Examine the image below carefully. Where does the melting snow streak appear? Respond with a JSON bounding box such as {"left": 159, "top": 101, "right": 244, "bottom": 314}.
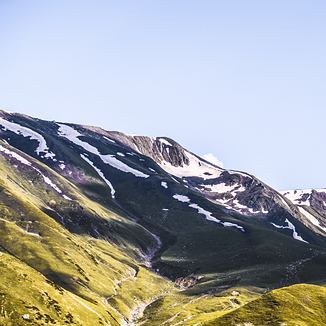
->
{"left": 0, "top": 117, "right": 55, "bottom": 159}
{"left": 81, "top": 154, "right": 115, "bottom": 199}
{"left": 57, "top": 124, "right": 149, "bottom": 178}
{"left": 271, "top": 219, "right": 308, "bottom": 243}
{"left": 0, "top": 145, "right": 71, "bottom": 200}
{"left": 173, "top": 194, "right": 244, "bottom": 232}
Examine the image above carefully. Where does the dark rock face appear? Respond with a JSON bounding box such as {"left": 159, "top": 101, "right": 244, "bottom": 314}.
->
{"left": 94, "top": 131, "right": 289, "bottom": 219}
{"left": 82, "top": 126, "right": 190, "bottom": 168}
{"left": 280, "top": 188, "right": 326, "bottom": 234}
{"left": 132, "top": 136, "right": 190, "bottom": 168}
{"left": 310, "top": 190, "right": 326, "bottom": 217}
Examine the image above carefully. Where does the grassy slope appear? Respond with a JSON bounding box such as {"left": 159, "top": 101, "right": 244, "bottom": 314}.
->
{"left": 0, "top": 148, "right": 173, "bottom": 325}
{"left": 111, "top": 174, "right": 326, "bottom": 289}
{"left": 138, "top": 283, "right": 326, "bottom": 325}
{"left": 205, "top": 284, "right": 326, "bottom": 326}
{"left": 4, "top": 118, "right": 326, "bottom": 287}
{"left": 140, "top": 286, "right": 261, "bottom": 325}
{"left": 0, "top": 133, "right": 326, "bottom": 324}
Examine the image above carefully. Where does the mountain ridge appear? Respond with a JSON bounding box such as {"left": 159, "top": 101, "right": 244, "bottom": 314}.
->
{"left": 0, "top": 109, "right": 325, "bottom": 325}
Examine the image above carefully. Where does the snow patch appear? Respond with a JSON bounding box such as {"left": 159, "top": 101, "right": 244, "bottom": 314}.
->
{"left": 0, "top": 117, "right": 55, "bottom": 159}
{"left": 173, "top": 194, "right": 244, "bottom": 231}
{"left": 59, "top": 163, "right": 66, "bottom": 170}
{"left": 0, "top": 144, "right": 71, "bottom": 200}
{"left": 188, "top": 203, "right": 220, "bottom": 223}
{"left": 103, "top": 136, "right": 116, "bottom": 143}
{"left": 271, "top": 219, "right": 308, "bottom": 243}
{"left": 38, "top": 172, "right": 62, "bottom": 193}
{"left": 298, "top": 206, "right": 326, "bottom": 233}
{"left": 0, "top": 145, "right": 31, "bottom": 165}
{"left": 160, "top": 152, "right": 223, "bottom": 180}
{"left": 157, "top": 138, "right": 173, "bottom": 146}
{"left": 161, "top": 181, "right": 168, "bottom": 189}
{"left": 216, "top": 197, "right": 268, "bottom": 215}
{"left": 281, "top": 189, "right": 311, "bottom": 206}
{"left": 81, "top": 154, "right": 115, "bottom": 198}
{"left": 200, "top": 182, "right": 245, "bottom": 194}
{"left": 57, "top": 124, "right": 149, "bottom": 178}
{"left": 173, "top": 194, "right": 191, "bottom": 203}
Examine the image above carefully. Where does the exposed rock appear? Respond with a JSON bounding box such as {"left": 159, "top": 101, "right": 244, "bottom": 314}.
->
{"left": 175, "top": 276, "right": 199, "bottom": 289}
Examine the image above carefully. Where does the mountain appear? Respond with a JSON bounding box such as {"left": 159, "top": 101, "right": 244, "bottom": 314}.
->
{"left": 281, "top": 188, "right": 326, "bottom": 234}
{"left": 0, "top": 109, "right": 325, "bottom": 325}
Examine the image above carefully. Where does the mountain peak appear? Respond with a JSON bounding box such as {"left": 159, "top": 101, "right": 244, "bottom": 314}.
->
{"left": 0, "top": 109, "right": 325, "bottom": 325}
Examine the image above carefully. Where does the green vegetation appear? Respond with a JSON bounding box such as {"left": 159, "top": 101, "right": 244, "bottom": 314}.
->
{"left": 0, "top": 149, "right": 173, "bottom": 325}
{"left": 0, "top": 135, "right": 325, "bottom": 325}
{"left": 140, "top": 285, "right": 260, "bottom": 325}
{"left": 206, "top": 284, "right": 326, "bottom": 326}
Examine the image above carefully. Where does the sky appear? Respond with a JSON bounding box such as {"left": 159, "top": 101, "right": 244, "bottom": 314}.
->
{"left": 0, "top": 1, "right": 325, "bottom": 190}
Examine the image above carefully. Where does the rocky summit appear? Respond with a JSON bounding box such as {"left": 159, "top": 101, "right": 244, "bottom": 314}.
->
{"left": 0, "top": 109, "right": 325, "bottom": 325}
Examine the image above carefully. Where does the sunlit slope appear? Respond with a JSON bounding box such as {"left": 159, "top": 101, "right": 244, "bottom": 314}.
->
{"left": 0, "top": 114, "right": 326, "bottom": 292}
{"left": 205, "top": 284, "right": 326, "bottom": 326}
{"left": 0, "top": 143, "right": 172, "bottom": 325}
{"left": 139, "top": 285, "right": 260, "bottom": 325}
{"left": 137, "top": 283, "right": 326, "bottom": 326}
{"left": 0, "top": 111, "right": 326, "bottom": 325}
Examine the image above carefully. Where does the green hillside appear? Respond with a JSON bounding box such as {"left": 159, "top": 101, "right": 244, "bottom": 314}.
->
{"left": 0, "top": 112, "right": 325, "bottom": 325}
{"left": 206, "top": 284, "right": 326, "bottom": 326}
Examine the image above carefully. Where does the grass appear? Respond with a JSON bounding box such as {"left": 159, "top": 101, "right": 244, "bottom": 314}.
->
{"left": 206, "top": 284, "right": 326, "bottom": 326}
{"left": 0, "top": 134, "right": 326, "bottom": 325}
{"left": 0, "top": 150, "right": 174, "bottom": 325}
{"left": 139, "top": 285, "right": 260, "bottom": 325}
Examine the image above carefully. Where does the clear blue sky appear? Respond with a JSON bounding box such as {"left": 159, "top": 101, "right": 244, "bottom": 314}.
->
{"left": 0, "top": 1, "right": 325, "bottom": 190}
